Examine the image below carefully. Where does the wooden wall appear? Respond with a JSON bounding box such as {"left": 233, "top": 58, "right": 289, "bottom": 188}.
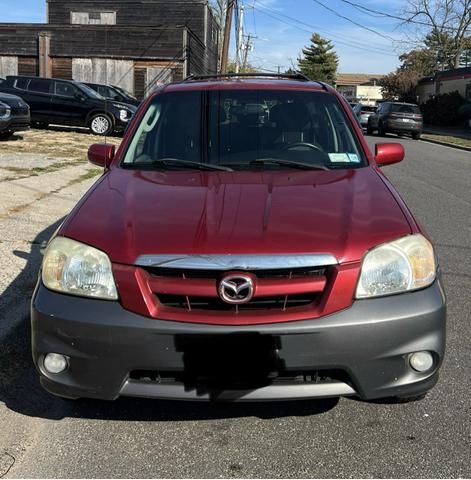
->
{"left": 51, "top": 57, "right": 72, "bottom": 78}
{"left": 0, "top": 25, "right": 186, "bottom": 59}
{"left": 47, "top": 0, "right": 207, "bottom": 40}
{"left": 19, "top": 57, "right": 39, "bottom": 76}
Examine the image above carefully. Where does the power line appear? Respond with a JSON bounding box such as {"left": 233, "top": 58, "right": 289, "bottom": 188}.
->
{"left": 252, "top": 3, "right": 399, "bottom": 57}
{"left": 311, "top": 0, "right": 399, "bottom": 43}
{"left": 252, "top": 3, "right": 401, "bottom": 54}
{"left": 338, "top": 0, "right": 464, "bottom": 33}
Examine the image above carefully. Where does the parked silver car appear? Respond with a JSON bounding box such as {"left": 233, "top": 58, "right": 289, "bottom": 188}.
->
{"left": 352, "top": 104, "right": 377, "bottom": 128}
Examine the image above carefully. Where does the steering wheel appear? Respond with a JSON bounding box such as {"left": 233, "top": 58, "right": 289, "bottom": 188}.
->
{"left": 282, "top": 142, "right": 323, "bottom": 152}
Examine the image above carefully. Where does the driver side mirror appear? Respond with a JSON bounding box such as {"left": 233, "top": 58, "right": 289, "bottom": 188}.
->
{"left": 75, "top": 93, "right": 86, "bottom": 101}
{"left": 88, "top": 143, "right": 115, "bottom": 168}
{"left": 375, "top": 143, "right": 404, "bottom": 167}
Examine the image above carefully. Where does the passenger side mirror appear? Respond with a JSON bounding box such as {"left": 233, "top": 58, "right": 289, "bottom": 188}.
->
{"left": 88, "top": 143, "right": 115, "bottom": 168}
{"left": 375, "top": 143, "right": 404, "bottom": 167}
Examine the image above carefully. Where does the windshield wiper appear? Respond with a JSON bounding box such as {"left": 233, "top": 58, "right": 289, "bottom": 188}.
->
{"left": 145, "top": 158, "right": 233, "bottom": 172}
{"left": 250, "top": 158, "right": 329, "bottom": 170}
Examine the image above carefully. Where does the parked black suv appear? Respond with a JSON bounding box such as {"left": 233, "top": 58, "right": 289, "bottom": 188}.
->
{"left": 84, "top": 82, "right": 140, "bottom": 106}
{"left": 367, "top": 101, "right": 423, "bottom": 140}
{"left": 0, "top": 76, "right": 137, "bottom": 135}
{"left": 0, "top": 91, "right": 30, "bottom": 139}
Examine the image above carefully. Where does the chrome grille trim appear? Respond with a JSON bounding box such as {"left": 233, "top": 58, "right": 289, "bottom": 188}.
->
{"left": 135, "top": 254, "right": 338, "bottom": 270}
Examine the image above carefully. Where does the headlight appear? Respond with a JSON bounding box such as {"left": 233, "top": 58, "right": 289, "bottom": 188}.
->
{"left": 119, "top": 109, "right": 131, "bottom": 121}
{"left": 0, "top": 104, "right": 11, "bottom": 119}
{"left": 42, "top": 237, "right": 118, "bottom": 300}
{"left": 356, "top": 234, "right": 436, "bottom": 299}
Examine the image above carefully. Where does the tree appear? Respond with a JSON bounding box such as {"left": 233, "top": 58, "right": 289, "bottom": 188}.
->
{"left": 399, "top": 49, "right": 436, "bottom": 77}
{"left": 378, "top": 70, "right": 421, "bottom": 102}
{"left": 226, "top": 60, "right": 256, "bottom": 74}
{"left": 402, "top": 0, "right": 471, "bottom": 69}
{"left": 297, "top": 33, "right": 339, "bottom": 84}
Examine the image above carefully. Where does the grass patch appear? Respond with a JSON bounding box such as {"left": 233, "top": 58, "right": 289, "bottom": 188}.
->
{"left": 422, "top": 134, "right": 471, "bottom": 149}
{"left": 2, "top": 159, "right": 84, "bottom": 175}
{"left": 67, "top": 168, "right": 103, "bottom": 185}
{"left": 0, "top": 128, "right": 121, "bottom": 160}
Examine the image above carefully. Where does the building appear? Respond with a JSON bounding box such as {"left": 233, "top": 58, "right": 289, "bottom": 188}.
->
{"left": 336, "top": 73, "right": 384, "bottom": 105}
{"left": 417, "top": 66, "right": 471, "bottom": 104}
{"left": 0, "top": 0, "right": 219, "bottom": 98}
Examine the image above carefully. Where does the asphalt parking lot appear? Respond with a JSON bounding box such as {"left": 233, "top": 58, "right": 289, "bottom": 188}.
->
{"left": 0, "top": 130, "right": 470, "bottom": 478}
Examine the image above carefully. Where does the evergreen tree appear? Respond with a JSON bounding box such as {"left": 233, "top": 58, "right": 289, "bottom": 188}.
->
{"left": 297, "top": 33, "right": 339, "bottom": 84}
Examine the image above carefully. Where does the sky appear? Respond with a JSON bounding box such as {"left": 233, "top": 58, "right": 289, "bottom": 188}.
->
{"left": 0, "top": 0, "right": 416, "bottom": 74}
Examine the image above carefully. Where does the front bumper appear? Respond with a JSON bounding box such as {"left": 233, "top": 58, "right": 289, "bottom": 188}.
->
{"left": 0, "top": 114, "right": 30, "bottom": 133}
{"left": 31, "top": 280, "right": 446, "bottom": 401}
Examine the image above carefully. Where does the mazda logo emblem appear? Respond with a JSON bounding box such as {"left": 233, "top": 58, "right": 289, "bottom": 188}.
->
{"left": 218, "top": 273, "right": 254, "bottom": 304}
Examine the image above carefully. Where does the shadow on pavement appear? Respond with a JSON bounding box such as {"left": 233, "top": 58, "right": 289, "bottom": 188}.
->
{"left": 0, "top": 220, "right": 339, "bottom": 422}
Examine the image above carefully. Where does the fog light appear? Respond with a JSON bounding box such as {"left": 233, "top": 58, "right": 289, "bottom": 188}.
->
{"left": 409, "top": 351, "right": 434, "bottom": 372}
{"left": 43, "top": 353, "right": 68, "bottom": 374}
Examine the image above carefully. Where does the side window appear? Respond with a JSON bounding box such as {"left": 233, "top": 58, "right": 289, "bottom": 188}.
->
{"left": 54, "top": 81, "right": 79, "bottom": 98}
{"left": 28, "top": 79, "right": 52, "bottom": 94}
{"left": 14, "top": 78, "right": 29, "bottom": 90}
{"left": 98, "top": 86, "right": 116, "bottom": 99}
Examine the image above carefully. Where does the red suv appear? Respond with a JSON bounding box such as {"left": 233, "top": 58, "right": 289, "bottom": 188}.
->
{"left": 32, "top": 74, "right": 446, "bottom": 402}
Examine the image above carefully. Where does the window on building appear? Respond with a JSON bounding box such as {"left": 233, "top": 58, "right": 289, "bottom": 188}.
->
{"left": 71, "top": 11, "right": 116, "bottom": 25}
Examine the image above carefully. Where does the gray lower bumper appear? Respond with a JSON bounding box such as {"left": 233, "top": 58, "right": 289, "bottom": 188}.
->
{"left": 31, "top": 280, "right": 446, "bottom": 401}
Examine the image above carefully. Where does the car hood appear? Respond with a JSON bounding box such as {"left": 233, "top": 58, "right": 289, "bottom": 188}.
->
{"left": 62, "top": 167, "right": 412, "bottom": 265}
{"left": 0, "top": 92, "right": 27, "bottom": 106}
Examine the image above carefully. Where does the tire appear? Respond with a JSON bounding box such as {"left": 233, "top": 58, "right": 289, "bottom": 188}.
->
{"left": 32, "top": 122, "right": 48, "bottom": 129}
{"left": 0, "top": 131, "right": 14, "bottom": 140}
{"left": 89, "top": 113, "right": 113, "bottom": 136}
{"left": 378, "top": 122, "right": 386, "bottom": 137}
{"left": 366, "top": 125, "right": 373, "bottom": 135}
{"left": 412, "top": 132, "right": 421, "bottom": 140}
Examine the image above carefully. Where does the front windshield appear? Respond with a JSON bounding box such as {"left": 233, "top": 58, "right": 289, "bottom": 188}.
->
{"left": 122, "top": 89, "right": 366, "bottom": 169}
{"left": 76, "top": 83, "right": 106, "bottom": 100}
{"left": 114, "top": 85, "right": 138, "bottom": 101}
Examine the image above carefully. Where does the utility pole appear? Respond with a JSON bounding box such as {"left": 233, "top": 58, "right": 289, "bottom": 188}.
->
{"left": 235, "top": 4, "right": 244, "bottom": 73}
{"left": 242, "top": 34, "right": 254, "bottom": 72}
{"left": 221, "top": 0, "right": 235, "bottom": 73}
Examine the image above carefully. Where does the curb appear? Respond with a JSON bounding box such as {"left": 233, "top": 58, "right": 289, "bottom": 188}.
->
{"left": 420, "top": 136, "right": 471, "bottom": 152}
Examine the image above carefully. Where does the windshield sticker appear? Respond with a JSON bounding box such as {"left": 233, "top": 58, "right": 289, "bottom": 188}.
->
{"left": 328, "top": 153, "right": 351, "bottom": 163}
{"left": 348, "top": 153, "right": 360, "bottom": 163}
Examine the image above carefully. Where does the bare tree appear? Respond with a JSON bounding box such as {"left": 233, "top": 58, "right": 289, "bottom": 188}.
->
{"left": 209, "top": 0, "right": 227, "bottom": 70}
{"left": 402, "top": 0, "right": 471, "bottom": 68}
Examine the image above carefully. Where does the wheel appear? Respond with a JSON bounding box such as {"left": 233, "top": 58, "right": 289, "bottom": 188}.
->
{"left": 378, "top": 123, "right": 386, "bottom": 136}
{"left": 412, "top": 132, "right": 421, "bottom": 140}
{"left": 366, "top": 125, "right": 373, "bottom": 135}
{"left": 89, "top": 113, "right": 113, "bottom": 136}
{"left": 32, "top": 122, "right": 48, "bottom": 129}
{"left": 0, "top": 131, "right": 14, "bottom": 140}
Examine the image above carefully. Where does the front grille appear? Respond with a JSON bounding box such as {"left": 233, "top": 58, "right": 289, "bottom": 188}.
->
{"left": 11, "top": 106, "right": 29, "bottom": 116}
{"left": 142, "top": 266, "right": 328, "bottom": 313}
{"left": 158, "top": 293, "right": 316, "bottom": 311}
{"left": 144, "top": 266, "right": 326, "bottom": 279}
{"left": 129, "top": 368, "right": 352, "bottom": 390}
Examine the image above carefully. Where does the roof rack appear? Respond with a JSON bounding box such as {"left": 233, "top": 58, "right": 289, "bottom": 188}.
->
{"left": 184, "top": 72, "right": 312, "bottom": 82}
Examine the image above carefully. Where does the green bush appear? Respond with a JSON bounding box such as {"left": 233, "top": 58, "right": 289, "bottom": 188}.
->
{"left": 421, "top": 91, "right": 467, "bottom": 126}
